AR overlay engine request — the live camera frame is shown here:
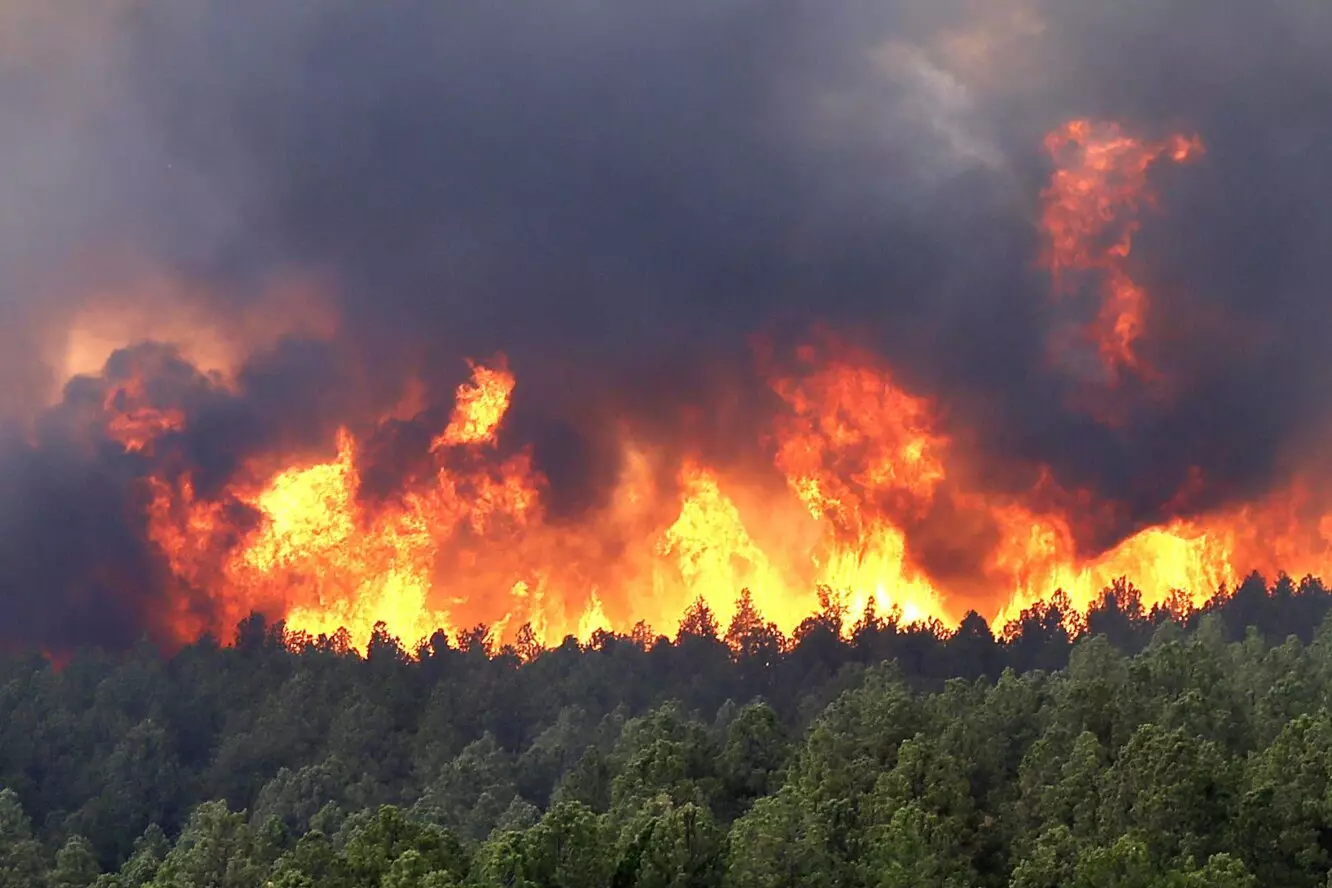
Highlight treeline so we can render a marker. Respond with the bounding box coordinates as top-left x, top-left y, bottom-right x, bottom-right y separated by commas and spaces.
2, 573, 1332, 886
